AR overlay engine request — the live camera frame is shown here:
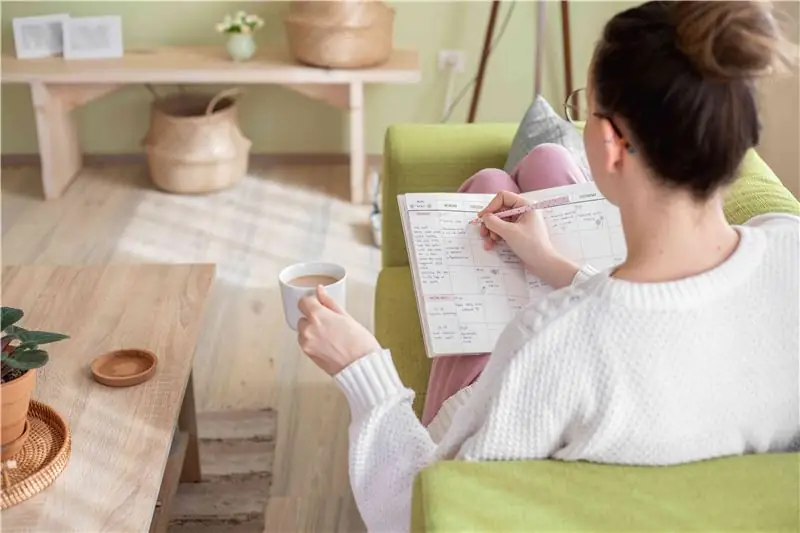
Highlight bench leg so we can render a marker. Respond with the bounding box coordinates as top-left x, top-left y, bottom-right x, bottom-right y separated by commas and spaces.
30, 82, 83, 200
29, 82, 122, 200
178, 371, 202, 482
349, 82, 366, 204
